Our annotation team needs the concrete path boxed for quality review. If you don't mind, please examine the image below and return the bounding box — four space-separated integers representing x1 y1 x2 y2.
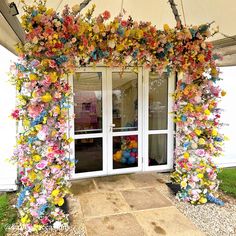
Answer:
69 173 205 236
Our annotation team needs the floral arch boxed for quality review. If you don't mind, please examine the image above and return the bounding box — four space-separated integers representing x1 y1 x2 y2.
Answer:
10 0 225 233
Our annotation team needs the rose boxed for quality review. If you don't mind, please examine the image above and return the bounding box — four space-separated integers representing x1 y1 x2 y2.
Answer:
102 10 111 20
36 160 48 170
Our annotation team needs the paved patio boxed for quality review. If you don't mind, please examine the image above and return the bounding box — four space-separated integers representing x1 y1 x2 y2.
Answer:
69 173 205 236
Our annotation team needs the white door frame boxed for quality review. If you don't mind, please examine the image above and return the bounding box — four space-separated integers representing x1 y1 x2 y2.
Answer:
107 67 143 175
142 70 175 172
70 67 108 179
70 67 175 179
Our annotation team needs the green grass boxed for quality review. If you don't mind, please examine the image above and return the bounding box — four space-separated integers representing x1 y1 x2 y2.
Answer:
0 193 17 236
218 168 236 198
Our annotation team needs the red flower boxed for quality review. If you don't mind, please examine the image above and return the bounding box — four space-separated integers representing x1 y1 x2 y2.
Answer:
121 20 127 27
102 10 111 20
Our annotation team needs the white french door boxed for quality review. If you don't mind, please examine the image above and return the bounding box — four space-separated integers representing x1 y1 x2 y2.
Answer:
107 68 143 175
70 67 174 179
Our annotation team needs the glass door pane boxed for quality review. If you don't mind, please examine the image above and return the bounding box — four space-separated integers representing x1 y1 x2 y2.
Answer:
74 72 102 134
111 72 140 170
73 72 104 174
148 72 169 167
149 72 168 130
112 72 138 132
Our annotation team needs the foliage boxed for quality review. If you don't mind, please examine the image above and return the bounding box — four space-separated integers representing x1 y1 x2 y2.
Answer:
0 194 17 236
218 168 236 198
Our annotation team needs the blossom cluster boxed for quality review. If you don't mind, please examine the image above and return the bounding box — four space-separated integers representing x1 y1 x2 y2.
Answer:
171 76 225 204
10 0 224 233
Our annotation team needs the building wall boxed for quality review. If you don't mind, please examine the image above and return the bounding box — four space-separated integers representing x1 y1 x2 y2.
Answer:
0 45 17 191
217 66 236 167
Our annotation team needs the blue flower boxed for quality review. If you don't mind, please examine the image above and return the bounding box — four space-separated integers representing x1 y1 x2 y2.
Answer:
37 204 48 216
181 115 187 122
16 186 32 208
30 111 47 127
206 193 224 206
180 83 186 90
117 25 124 36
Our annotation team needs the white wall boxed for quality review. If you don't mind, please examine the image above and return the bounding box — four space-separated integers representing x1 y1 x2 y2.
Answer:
217 66 236 167
0 45 17 191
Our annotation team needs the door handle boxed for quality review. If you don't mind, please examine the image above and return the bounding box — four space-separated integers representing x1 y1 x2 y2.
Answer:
110 124 115 131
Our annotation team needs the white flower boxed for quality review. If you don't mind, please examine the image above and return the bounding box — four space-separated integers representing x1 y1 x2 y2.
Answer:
108 40 116 49
125 56 133 64
53 221 62 230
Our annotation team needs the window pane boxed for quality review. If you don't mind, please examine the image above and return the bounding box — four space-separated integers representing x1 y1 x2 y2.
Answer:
112 72 138 132
149 72 168 130
149 134 167 165
73 72 102 134
75 138 103 173
113 135 138 169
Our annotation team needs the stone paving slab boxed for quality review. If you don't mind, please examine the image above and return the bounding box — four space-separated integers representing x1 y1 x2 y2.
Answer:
94 175 135 191
71 179 97 195
121 188 172 211
133 207 205 236
79 192 131 218
70 173 205 236
85 213 145 236
128 173 164 188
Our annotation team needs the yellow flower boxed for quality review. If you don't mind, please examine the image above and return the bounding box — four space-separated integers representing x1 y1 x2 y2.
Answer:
211 67 218 77
41 93 52 103
197 173 204 179
183 152 190 159
28 171 37 181
199 197 207 204
212 129 218 137
53 106 60 114
33 224 43 231
180 181 187 188
51 189 60 197
204 109 211 115
57 197 64 206
198 54 205 63
221 90 226 96
198 138 206 145
21 215 30 224
32 154 41 162
163 24 170 32
194 129 202 136
29 73 38 81
49 72 58 83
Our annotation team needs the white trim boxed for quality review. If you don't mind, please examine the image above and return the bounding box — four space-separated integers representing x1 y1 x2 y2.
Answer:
70 67 175 179
70 68 108 179
107 67 143 175
143 70 175 171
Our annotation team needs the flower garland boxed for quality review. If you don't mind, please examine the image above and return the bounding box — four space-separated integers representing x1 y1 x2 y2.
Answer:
10 0 224 233
171 76 225 204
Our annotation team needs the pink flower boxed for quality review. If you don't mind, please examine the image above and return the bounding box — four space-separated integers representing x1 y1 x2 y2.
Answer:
30 210 39 218
11 109 20 120
36 160 48 170
27 105 43 118
49 60 57 68
102 10 111 20
195 149 205 156
37 196 47 204
41 216 49 225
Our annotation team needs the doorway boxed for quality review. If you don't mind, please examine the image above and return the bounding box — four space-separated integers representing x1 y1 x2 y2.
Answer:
70 67 174 179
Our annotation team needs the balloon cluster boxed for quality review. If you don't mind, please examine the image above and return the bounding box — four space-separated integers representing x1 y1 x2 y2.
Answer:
113 136 138 164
